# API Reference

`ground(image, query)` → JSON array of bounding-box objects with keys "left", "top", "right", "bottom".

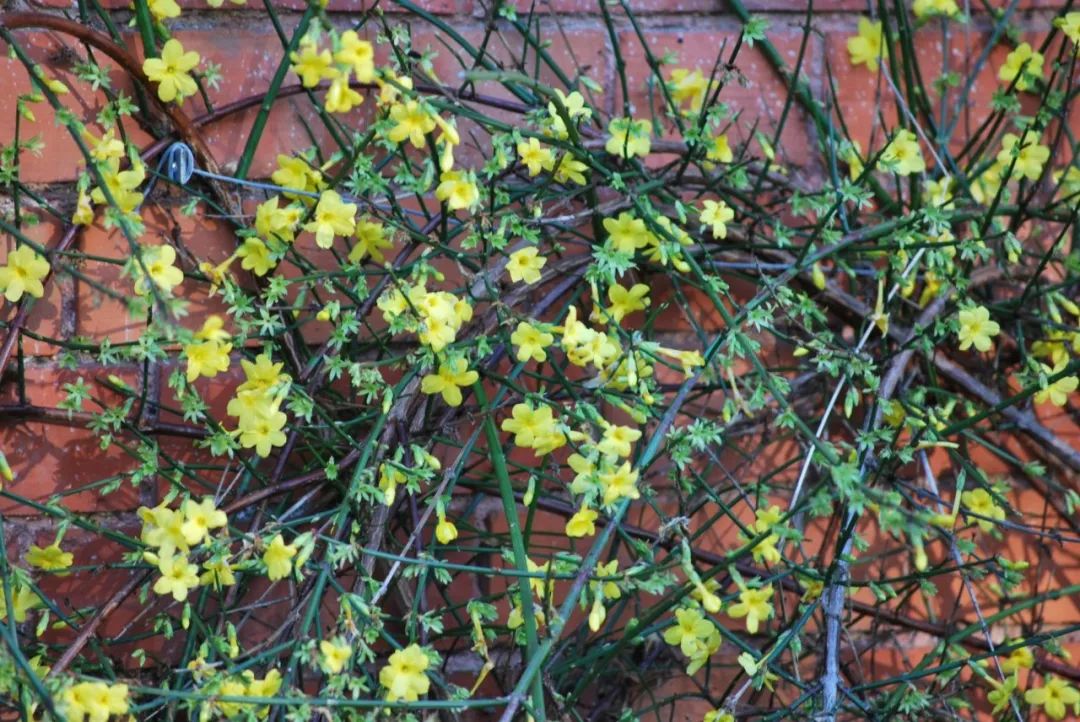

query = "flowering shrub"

[{"left": 0, "top": 1, "right": 1079, "bottom": 720}]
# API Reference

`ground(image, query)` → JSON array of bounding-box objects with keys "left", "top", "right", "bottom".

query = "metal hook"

[{"left": 162, "top": 142, "right": 195, "bottom": 184}]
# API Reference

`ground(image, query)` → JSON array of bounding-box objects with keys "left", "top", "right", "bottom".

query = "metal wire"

[{"left": 151, "top": 142, "right": 430, "bottom": 218}]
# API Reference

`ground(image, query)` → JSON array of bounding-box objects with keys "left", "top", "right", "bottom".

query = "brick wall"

[{"left": 1, "top": 0, "right": 1079, "bottom": 718}]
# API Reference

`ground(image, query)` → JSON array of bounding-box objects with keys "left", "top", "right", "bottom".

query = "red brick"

[
  {"left": 77, "top": 206, "right": 235, "bottom": 343},
  {"left": 0, "top": 366, "right": 152, "bottom": 516},
  {"left": 0, "top": 420, "right": 144, "bottom": 515}
]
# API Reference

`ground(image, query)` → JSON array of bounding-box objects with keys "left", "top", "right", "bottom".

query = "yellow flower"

[
  {"left": 506, "top": 247, "right": 546, "bottom": 285},
  {"left": 0, "top": 245, "right": 49, "bottom": 303},
  {"left": 290, "top": 39, "right": 337, "bottom": 88},
  {"left": 72, "top": 189, "right": 94, "bottom": 226},
  {"left": 335, "top": 30, "right": 374, "bottom": 82},
  {"left": 667, "top": 67, "right": 713, "bottom": 112},
  {"left": 960, "top": 488, "right": 1006, "bottom": 533},
  {"left": 387, "top": 99, "right": 437, "bottom": 148},
  {"left": 148, "top": 0, "right": 180, "bottom": 20},
  {"left": 184, "top": 339, "right": 232, "bottom": 382},
  {"left": 844, "top": 140, "right": 866, "bottom": 181},
  {"left": 375, "top": 71, "right": 414, "bottom": 106},
  {"left": 379, "top": 644, "right": 431, "bottom": 702},
  {"left": 545, "top": 89, "right": 590, "bottom": 139},
  {"left": 305, "top": 190, "right": 357, "bottom": 249},
  {"left": 143, "top": 39, "right": 200, "bottom": 103},
  {"left": 597, "top": 424, "right": 642, "bottom": 459},
  {"left": 237, "top": 404, "right": 288, "bottom": 457},
  {"left": 325, "top": 75, "right": 363, "bottom": 114},
  {"left": 700, "top": 199, "right": 735, "bottom": 239},
  {"left": 237, "top": 237, "right": 276, "bottom": 276},
  {"left": 999, "top": 42, "right": 1044, "bottom": 92},
  {"left": 377, "top": 284, "right": 411, "bottom": 318},
  {"left": 687, "top": 625, "right": 721, "bottom": 675},
  {"left": 435, "top": 170, "right": 480, "bottom": 211},
  {"left": 501, "top": 402, "right": 566, "bottom": 455},
  {"left": 925, "top": 176, "right": 955, "bottom": 209},
  {"left": 997, "top": 131, "right": 1049, "bottom": 182},
  {"left": 263, "top": 534, "right": 297, "bottom": 581},
  {"left": 971, "top": 162, "right": 1004, "bottom": 205},
  {"left": 598, "top": 461, "right": 639, "bottom": 505},
  {"left": 517, "top": 137, "right": 555, "bottom": 176},
  {"left": 662, "top": 607, "right": 714, "bottom": 657},
  {"left": 956, "top": 305, "right": 999, "bottom": 352},
  {"left": 987, "top": 673, "right": 1018, "bottom": 715},
  {"left": 1056, "top": 11, "right": 1080, "bottom": 50},
  {"left": 378, "top": 463, "right": 405, "bottom": 506},
  {"left": 640, "top": 216, "right": 692, "bottom": 272},
  {"left": 913, "top": 0, "right": 959, "bottom": 18},
  {"left": 1025, "top": 675, "right": 1080, "bottom": 721},
  {"left": 565, "top": 506, "right": 598, "bottom": 538},
  {"left": 25, "top": 543, "right": 73, "bottom": 571},
  {"left": 62, "top": 681, "right": 129, "bottom": 722},
  {"left": 319, "top": 638, "right": 352, "bottom": 674},
  {"left": 553, "top": 154, "right": 588, "bottom": 186},
  {"left": 605, "top": 282, "right": 650, "bottom": 324},
  {"left": 181, "top": 497, "right": 228, "bottom": 546},
  {"left": 271, "top": 154, "right": 324, "bottom": 198},
  {"left": 0, "top": 584, "right": 40, "bottom": 622},
  {"left": 511, "top": 321, "right": 554, "bottom": 363},
  {"left": 847, "top": 17, "right": 883, "bottom": 72},
  {"left": 399, "top": 284, "right": 474, "bottom": 352},
  {"left": 195, "top": 314, "right": 230, "bottom": 343},
  {"left": 588, "top": 595, "right": 606, "bottom": 631},
  {"left": 139, "top": 503, "right": 188, "bottom": 555},
  {"left": 706, "top": 133, "right": 733, "bottom": 164},
  {"left": 739, "top": 504, "right": 783, "bottom": 564},
  {"left": 200, "top": 557, "right": 236, "bottom": 589},
  {"left": 244, "top": 669, "right": 282, "bottom": 718},
  {"left": 254, "top": 198, "right": 300, "bottom": 245},
  {"left": 348, "top": 219, "right": 392, "bottom": 264},
  {"left": 91, "top": 157, "right": 145, "bottom": 214},
  {"left": 1034, "top": 361, "right": 1079, "bottom": 407},
  {"left": 703, "top": 710, "right": 735, "bottom": 722},
  {"left": 591, "top": 559, "right": 621, "bottom": 602},
  {"left": 881, "top": 129, "right": 925, "bottom": 176},
  {"left": 602, "top": 212, "right": 650, "bottom": 255},
  {"left": 85, "top": 128, "right": 125, "bottom": 163},
  {"left": 238, "top": 353, "right": 291, "bottom": 395},
  {"left": 1001, "top": 641, "right": 1034, "bottom": 674},
  {"left": 560, "top": 305, "right": 620, "bottom": 370},
  {"left": 605, "top": 117, "right": 651, "bottom": 159},
  {"left": 435, "top": 513, "right": 459, "bottom": 544},
  {"left": 420, "top": 358, "right": 478, "bottom": 407},
  {"left": 153, "top": 553, "right": 200, "bottom": 601},
  {"left": 727, "top": 584, "right": 774, "bottom": 634},
  {"left": 686, "top": 580, "right": 719, "bottom": 617},
  {"left": 134, "top": 244, "right": 185, "bottom": 296}
]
